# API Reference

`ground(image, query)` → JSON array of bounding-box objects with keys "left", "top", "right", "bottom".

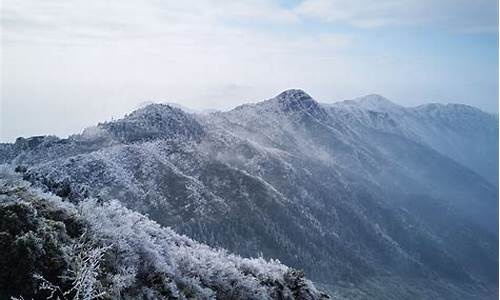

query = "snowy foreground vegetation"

[{"left": 0, "top": 167, "right": 329, "bottom": 299}]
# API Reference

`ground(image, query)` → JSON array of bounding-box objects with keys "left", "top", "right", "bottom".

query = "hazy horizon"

[
  {"left": 1, "top": 89, "right": 496, "bottom": 143},
  {"left": 1, "top": 0, "right": 498, "bottom": 142}
]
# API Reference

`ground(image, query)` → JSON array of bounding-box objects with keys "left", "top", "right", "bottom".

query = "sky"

[{"left": 1, "top": 0, "right": 498, "bottom": 142}]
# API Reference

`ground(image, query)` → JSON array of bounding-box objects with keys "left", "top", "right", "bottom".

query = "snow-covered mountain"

[
  {"left": 1, "top": 89, "right": 498, "bottom": 299},
  {"left": 329, "top": 94, "right": 498, "bottom": 184}
]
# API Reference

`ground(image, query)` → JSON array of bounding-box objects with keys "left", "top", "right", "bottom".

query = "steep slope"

[
  {"left": 0, "top": 168, "right": 328, "bottom": 300},
  {"left": 213, "top": 90, "right": 497, "bottom": 232},
  {"left": 1, "top": 90, "right": 498, "bottom": 299},
  {"left": 204, "top": 90, "right": 498, "bottom": 292}
]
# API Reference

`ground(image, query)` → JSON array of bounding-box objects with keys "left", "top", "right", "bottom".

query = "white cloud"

[
  {"left": 296, "top": 0, "right": 498, "bottom": 32},
  {"left": 1, "top": 0, "right": 299, "bottom": 44},
  {"left": 1, "top": 0, "right": 356, "bottom": 141}
]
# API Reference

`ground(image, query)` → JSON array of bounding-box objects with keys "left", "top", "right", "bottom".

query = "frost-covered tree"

[{"left": 0, "top": 167, "right": 329, "bottom": 299}]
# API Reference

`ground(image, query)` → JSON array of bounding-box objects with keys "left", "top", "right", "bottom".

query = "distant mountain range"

[{"left": 1, "top": 89, "right": 498, "bottom": 299}]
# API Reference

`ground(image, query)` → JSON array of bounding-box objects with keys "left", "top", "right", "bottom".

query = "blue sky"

[{"left": 1, "top": 0, "right": 498, "bottom": 141}]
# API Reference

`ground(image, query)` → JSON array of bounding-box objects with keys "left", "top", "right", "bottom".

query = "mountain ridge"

[{"left": 0, "top": 89, "right": 498, "bottom": 299}]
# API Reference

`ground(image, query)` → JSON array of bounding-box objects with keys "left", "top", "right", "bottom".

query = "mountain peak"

[
  {"left": 274, "top": 89, "right": 327, "bottom": 119},
  {"left": 355, "top": 94, "right": 396, "bottom": 106},
  {"left": 98, "top": 103, "right": 204, "bottom": 143},
  {"left": 127, "top": 103, "right": 179, "bottom": 119},
  {"left": 276, "top": 89, "right": 312, "bottom": 101},
  {"left": 345, "top": 94, "right": 403, "bottom": 114}
]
